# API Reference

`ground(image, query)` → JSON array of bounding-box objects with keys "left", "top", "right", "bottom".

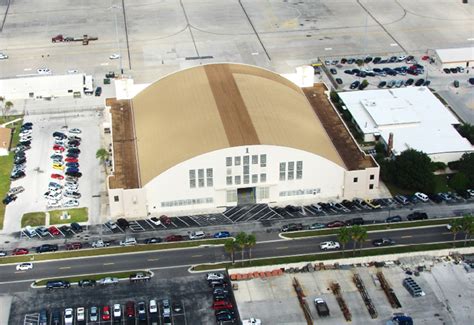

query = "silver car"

[{"left": 89, "top": 306, "right": 98, "bottom": 322}]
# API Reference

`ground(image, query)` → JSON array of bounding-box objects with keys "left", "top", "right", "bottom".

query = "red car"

[
  {"left": 213, "top": 302, "right": 233, "bottom": 310},
  {"left": 52, "top": 145, "right": 65, "bottom": 152},
  {"left": 12, "top": 248, "right": 29, "bottom": 255},
  {"left": 160, "top": 215, "right": 172, "bottom": 225},
  {"left": 65, "top": 242, "right": 82, "bottom": 250},
  {"left": 102, "top": 305, "right": 111, "bottom": 321},
  {"left": 65, "top": 157, "right": 78, "bottom": 163},
  {"left": 126, "top": 301, "right": 135, "bottom": 318},
  {"left": 165, "top": 235, "right": 184, "bottom": 242},
  {"left": 48, "top": 226, "right": 60, "bottom": 236},
  {"left": 421, "top": 55, "right": 430, "bottom": 61},
  {"left": 51, "top": 173, "right": 64, "bottom": 180},
  {"left": 326, "top": 220, "right": 346, "bottom": 228}
]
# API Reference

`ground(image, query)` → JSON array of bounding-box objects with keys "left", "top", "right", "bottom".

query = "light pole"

[{"left": 110, "top": 5, "right": 123, "bottom": 75}]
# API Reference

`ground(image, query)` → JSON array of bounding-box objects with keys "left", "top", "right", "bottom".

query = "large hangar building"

[{"left": 107, "top": 63, "right": 379, "bottom": 218}]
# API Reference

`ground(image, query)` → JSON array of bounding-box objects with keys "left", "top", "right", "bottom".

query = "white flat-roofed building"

[
  {"left": 435, "top": 47, "right": 474, "bottom": 69},
  {"left": 339, "top": 87, "right": 474, "bottom": 163}
]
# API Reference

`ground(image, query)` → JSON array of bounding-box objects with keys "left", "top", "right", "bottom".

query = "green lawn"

[
  {"left": 35, "top": 270, "right": 152, "bottom": 286},
  {"left": 0, "top": 116, "right": 23, "bottom": 230},
  {"left": 21, "top": 212, "right": 46, "bottom": 227},
  {"left": 0, "top": 238, "right": 228, "bottom": 264},
  {"left": 282, "top": 217, "right": 457, "bottom": 239},
  {"left": 49, "top": 207, "right": 88, "bottom": 224},
  {"left": 192, "top": 241, "right": 473, "bottom": 271}
]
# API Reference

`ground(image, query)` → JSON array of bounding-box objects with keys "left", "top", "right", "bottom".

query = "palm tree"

[
  {"left": 449, "top": 219, "right": 463, "bottom": 247},
  {"left": 246, "top": 234, "right": 257, "bottom": 265},
  {"left": 224, "top": 239, "right": 237, "bottom": 264},
  {"left": 96, "top": 148, "right": 110, "bottom": 175},
  {"left": 337, "top": 227, "right": 352, "bottom": 257},
  {"left": 235, "top": 232, "right": 248, "bottom": 266},
  {"left": 350, "top": 225, "right": 361, "bottom": 256},
  {"left": 460, "top": 215, "right": 474, "bottom": 246},
  {"left": 4, "top": 101, "right": 13, "bottom": 116},
  {"left": 356, "top": 227, "right": 368, "bottom": 255}
]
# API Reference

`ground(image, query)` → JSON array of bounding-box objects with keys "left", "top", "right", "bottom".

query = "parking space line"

[
  {"left": 234, "top": 204, "right": 262, "bottom": 222},
  {"left": 177, "top": 216, "right": 190, "bottom": 227},
  {"left": 257, "top": 210, "right": 274, "bottom": 220},
  {"left": 219, "top": 212, "right": 234, "bottom": 224},
  {"left": 269, "top": 206, "right": 284, "bottom": 219},
  {"left": 190, "top": 216, "right": 203, "bottom": 227},
  {"left": 144, "top": 218, "right": 157, "bottom": 229}
]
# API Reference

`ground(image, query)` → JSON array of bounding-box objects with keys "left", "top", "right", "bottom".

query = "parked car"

[
  {"left": 12, "top": 248, "right": 29, "bottom": 255},
  {"left": 120, "top": 237, "right": 137, "bottom": 246},
  {"left": 48, "top": 226, "right": 61, "bottom": 236},
  {"left": 149, "top": 299, "right": 158, "bottom": 314},
  {"left": 165, "top": 234, "right": 184, "bottom": 242},
  {"left": 89, "top": 306, "right": 98, "bottom": 322},
  {"left": 326, "top": 220, "right": 346, "bottom": 228},
  {"left": 102, "top": 305, "right": 111, "bottom": 321},
  {"left": 377, "top": 81, "right": 387, "bottom": 88},
  {"left": 76, "top": 307, "right": 85, "bottom": 322},
  {"left": 78, "top": 279, "right": 97, "bottom": 287},
  {"left": 189, "top": 230, "right": 206, "bottom": 240},
  {"left": 144, "top": 237, "right": 162, "bottom": 244},
  {"left": 65, "top": 242, "right": 83, "bottom": 250},
  {"left": 105, "top": 220, "right": 118, "bottom": 230},
  {"left": 36, "top": 244, "right": 59, "bottom": 253},
  {"left": 95, "top": 86, "right": 102, "bottom": 96},
  {"left": 113, "top": 303, "right": 122, "bottom": 320},
  {"left": 372, "top": 238, "right": 395, "bottom": 246},
  {"left": 137, "top": 301, "right": 147, "bottom": 321},
  {"left": 407, "top": 212, "right": 428, "bottom": 221},
  {"left": 281, "top": 223, "right": 304, "bottom": 232},
  {"left": 98, "top": 277, "right": 119, "bottom": 285},
  {"left": 64, "top": 308, "right": 73, "bottom": 324},
  {"left": 160, "top": 215, "right": 172, "bottom": 225},
  {"left": 207, "top": 273, "right": 225, "bottom": 281},
  {"left": 68, "top": 128, "right": 82, "bottom": 134},
  {"left": 63, "top": 199, "right": 79, "bottom": 207},
  {"left": 64, "top": 191, "right": 81, "bottom": 199},
  {"left": 214, "top": 231, "right": 231, "bottom": 238},
  {"left": 70, "top": 222, "right": 83, "bottom": 232},
  {"left": 8, "top": 186, "right": 25, "bottom": 196},
  {"left": 310, "top": 223, "right": 326, "bottom": 229},
  {"left": 126, "top": 301, "right": 135, "bottom": 318},
  {"left": 319, "top": 241, "right": 340, "bottom": 250},
  {"left": 2, "top": 195, "right": 17, "bottom": 205},
  {"left": 117, "top": 218, "right": 130, "bottom": 229},
  {"left": 46, "top": 280, "right": 70, "bottom": 290},
  {"left": 350, "top": 81, "right": 360, "bottom": 89},
  {"left": 386, "top": 215, "right": 402, "bottom": 223}
]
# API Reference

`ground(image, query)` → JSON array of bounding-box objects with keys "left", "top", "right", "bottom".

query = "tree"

[
  {"left": 350, "top": 225, "right": 361, "bottom": 256},
  {"left": 4, "top": 101, "right": 13, "bottom": 116},
  {"left": 235, "top": 232, "right": 248, "bottom": 266},
  {"left": 224, "top": 239, "right": 237, "bottom": 264},
  {"left": 356, "top": 227, "right": 368, "bottom": 255},
  {"left": 448, "top": 219, "right": 463, "bottom": 247},
  {"left": 337, "top": 227, "right": 352, "bottom": 257},
  {"left": 457, "top": 153, "right": 474, "bottom": 187},
  {"left": 246, "top": 234, "right": 257, "bottom": 265},
  {"left": 96, "top": 148, "right": 110, "bottom": 175},
  {"left": 461, "top": 215, "right": 474, "bottom": 246},
  {"left": 448, "top": 172, "right": 469, "bottom": 192}
]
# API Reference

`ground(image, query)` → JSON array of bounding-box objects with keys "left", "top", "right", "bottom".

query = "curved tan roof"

[{"left": 132, "top": 63, "right": 344, "bottom": 185}]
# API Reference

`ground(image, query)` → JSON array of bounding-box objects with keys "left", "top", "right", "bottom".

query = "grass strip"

[
  {"left": 0, "top": 116, "right": 23, "bottom": 230},
  {"left": 0, "top": 238, "right": 227, "bottom": 264},
  {"left": 282, "top": 218, "right": 456, "bottom": 239},
  {"left": 34, "top": 270, "right": 152, "bottom": 286},
  {"left": 192, "top": 241, "right": 474, "bottom": 271},
  {"left": 21, "top": 212, "right": 46, "bottom": 227},
  {"left": 49, "top": 207, "right": 88, "bottom": 224}
]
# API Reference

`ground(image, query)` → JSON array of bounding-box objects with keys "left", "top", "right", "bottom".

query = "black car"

[
  {"left": 51, "top": 309, "right": 61, "bottom": 325},
  {"left": 68, "top": 140, "right": 80, "bottom": 146},
  {"left": 340, "top": 58, "right": 347, "bottom": 64},
  {"left": 405, "top": 78, "right": 414, "bottom": 86},
  {"left": 372, "top": 57, "right": 381, "bottom": 64},
  {"left": 377, "top": 81, "right": 387, "bottom": 88},
  {"left": 117, "top": 218, "right": 130, "bottom": 229},
  {"left": 347, "top": 218, "right": 364, "bottom": 226},
  {"left": 372, "top": 238, "right": 395, "bottom": 246},
  {"left": 407, "top": 212, "right": 428, "bottom": 221},
  {"left": 22, "top": 122, "right": 33, "bottom": 128},
  {"left": 281, "top": 223, "right": 303, "bottom": 232},
  {"left": 330, "top": 68, "right": 337, "bottom": 75},
  {"left": 59, "top": 225, "right": 73, "bottom": 236},
  {"left": 364, "top": 56, "right": 373, "bottom": 63},
  {"left": 344, "top": 69, "right": 354, "bottom": 75},
  {"left": 358, "top": 81, "right": 368, "bottom": 90},
  {"left": 216, "top": 312, "right": 235, "bottom": 322},
  {"left": 68, "top": 148, "right": 81, "bottom": 154},
  {"left": 386, "top": 215, "right": 402, "bottom": 223},
  {"left": 10, "top": 171, "right": 26, "bottom": 180},
  {"left": 46, "top": 280, "right": 71, "bottom": 290},
  {"left": 2, "top": 194, "right": 17, "bottom": 205},
  {"left": 450, "top": 67, "right": 458, "bottom": 73},
  {"left": 36, "top": 244, "right": 59, "bottom": 253},
  {"left": 52, "top": 131, "right": 67, "bottom": 139},
  {"left": 469, "top": 78, "right": 474, "bottom": 85},
  {"left": 423, "top": 80, "right": 431, "bottom": 86},
  {"left": 443, "top": 68, "right": 450, "bottom": 74},
  {"left": 65, "top": 171, "right": 82, "bottom": 178},
  {"left": 15, "top": 157, "right": 26, "bottom": 165},
  {"left": 70, "top": 222, "right": 83, "bottom": 232},
  {"left": 414, "top": 78, "right": 425, "bottom": 86},
  {"left": 78, "top": 279, "right": 97, "bottom": 287},
  {"left": 335, "top": 78, "right": 343, "bottom": 85},
  {"left": 144, "top": 237, "right": 162, "bottom": 244},
  {"left": 389, "top": 56, "right": 397, "bottom": 62},
  {"left": 95, "top": 86, "right": 102, "bottom": 96},
  {"left": 429, "top": 194, "right": 443, "bottom": 203},
  {"left": 350, "top": 81, "right": 360, "bottom": 89},
  {"left": 66, "top": 152, "right": 79, "bottom": 158}
]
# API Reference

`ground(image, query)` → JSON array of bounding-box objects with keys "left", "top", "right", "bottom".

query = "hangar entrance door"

[{"left": 237, "top": 187, "right": 256, "bottom": 205}]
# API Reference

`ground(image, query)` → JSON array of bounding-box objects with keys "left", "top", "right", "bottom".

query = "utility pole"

[{"left": 111, "top": 5, "right": 123, "bottom": 75}]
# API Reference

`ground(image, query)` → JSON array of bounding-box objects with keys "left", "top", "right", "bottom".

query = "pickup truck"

[
  {"left": 129, "top": 272, "right": 151, "bottom": 283},
  {"left": 91, "top": 240, "right": 111, "bottom": 248},
  {"left": 314, "top": 298, "right": 330, "bottom": 317}
]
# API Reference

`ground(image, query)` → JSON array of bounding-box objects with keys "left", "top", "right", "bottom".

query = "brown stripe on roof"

[{"left": 204, "top": 64, "right": 260, "bottom": 146}]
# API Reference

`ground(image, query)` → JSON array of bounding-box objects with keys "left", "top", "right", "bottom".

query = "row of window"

[
  {"left": 279, "top": 161, "right": 303, "bottom": 181},
  {"left": 189, "top": 168, "right": 213, "bottom": 188},
  {"left": 279, "top": 188, "right": 321, "bottom": 197},
  {"left": 226, "top": 154, "right": 267, "bottom": 167},
  {"left": 226, "top": 173, "right": 266, "bottom": 186},
  {"left": 161, "top": 197, "right": 214, "bottom": 207}
]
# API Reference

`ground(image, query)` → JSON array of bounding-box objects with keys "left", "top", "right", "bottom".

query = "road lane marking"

[
  {"left": 401, "top": 235, "right": 412, "bottom": 238},
  {"left": 191, "top": 255, "right": 203, "bottom": 258},
  {"left": 103, "top": 262, "right": 115, "bottom": 265},
  {"left": 14, "top": 271, "right": 25, "bottom": 274},
  {"left": 276, "top": 246, "right": 289, "bottom": 250},
  {"left": 147, "top": 258, "right": 159, "bottom": 262},
  {"left": 59, "top": 266, "right": 71, "bottom": 270}
]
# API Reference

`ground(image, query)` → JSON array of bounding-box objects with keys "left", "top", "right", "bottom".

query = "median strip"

[
  {"left": 0, "top": 238, "right": 228, "bottom": 265},
  {"left": 280, "top": 218, "right": 456, "bottom": 239}
]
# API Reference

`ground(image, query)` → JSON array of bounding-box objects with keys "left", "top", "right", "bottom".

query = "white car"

[
  {"left": 76, "top": 307, "right": 85, "bottom": 322},
  {"left": 109, "top": 53, "right": 120, "bottom": 60},
  {"left": 0, "top": 53, "right": 8, "bottom": 59},
  {"left": 67, "top": 69, "right": 78, "bottom": 74},
  {"left": 398, "top": 55, "right": 407, "bottom": 62},
  {"left": 63, "top": 199, "right": 79, "bottom": 207},
  {"left": 120, "top": 237, "right": 137, "bottom": 246},
  {"left": 105, "top": 220, "right": 118, "bottom": 230},
  {"left": 47, "top": 201, "right": 62, "bottom": 209},
  {"left": 37, "top": 68, "right": 52, "bottom": 75},
  {"left": 242, "top": 319, "right": 262, "bottom": 325},
  {"left": 149, "top": 217, "right": 161, "bottom": 226},
  {"left": 149, "top": 299, "right": 158, "bottom": 314},
  {"left": 16, "top": 262, "right": 33, "bottom": 271},
  {"left": 68, "top": 128, "right": 82, "bottom": 134},
  {"left": 319, "top": 241, "right": 341, "bottom": 250},
  {"left": 113, "top": 304, "right": 121, "bottom": 318},
  {"left": 64, "top": 308, "right": 73, "bottom": 325},
  {"left": 206, "top": 273, "right": 225, "bottom": 281},
  {"left": 98, "top": 277, "right": 119, "bottom": 285},
  {"left": 189, "top": 230, "right": 205, "bottom": 240},
  {"left": 8, "top": 186, "right": 25, "bottom": 196},
  {"left": 414, "top": 192, "right": 429, "bottom": 202}
]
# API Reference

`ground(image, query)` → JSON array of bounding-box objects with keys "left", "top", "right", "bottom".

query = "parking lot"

[
  {"left": 4, "top": 111, "right": 102, "bottom": 233},
  {"left": 234, "top": 260, "right": 473, "bottom": 324},
  {"left": 11, "top": 271, "right": 214, "bottom": 325}
]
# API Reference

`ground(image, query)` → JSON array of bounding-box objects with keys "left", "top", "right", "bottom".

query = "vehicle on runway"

[{"left": 16, "top": 262, "right": 33, "bottom": 271}]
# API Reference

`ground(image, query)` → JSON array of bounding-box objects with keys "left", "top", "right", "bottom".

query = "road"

[{"left": 0, "top": 225, "right": 459, "bottom": 291}]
